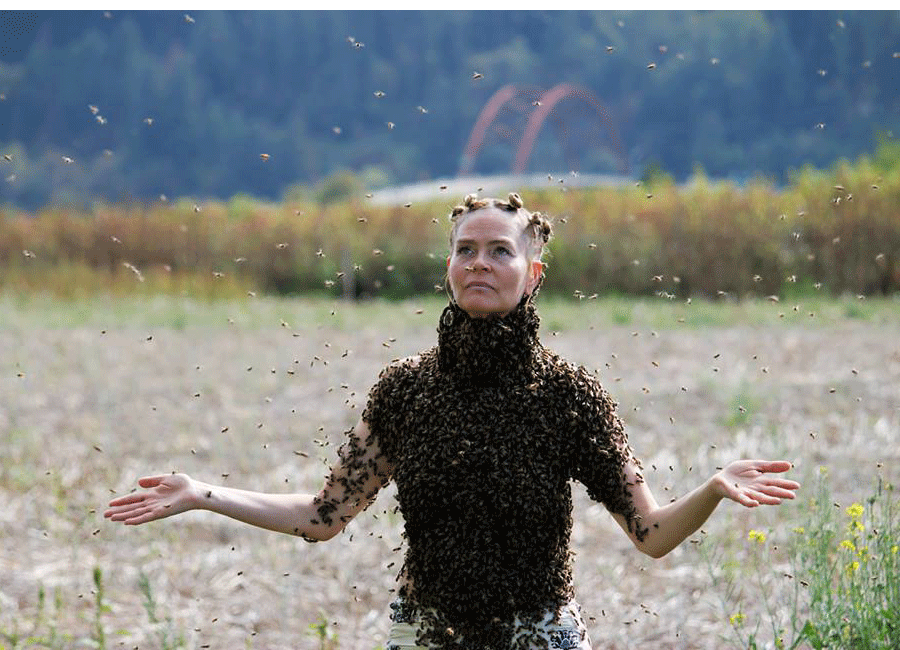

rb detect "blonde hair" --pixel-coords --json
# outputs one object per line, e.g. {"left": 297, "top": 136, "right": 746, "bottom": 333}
{"left": 448, "top": 192, "right": 553, "bottom": 264}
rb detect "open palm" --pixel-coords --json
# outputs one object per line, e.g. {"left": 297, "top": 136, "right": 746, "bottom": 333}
{"left": 105, "top": 473, "right": 198, "bottom": 525}
{"left": 717, "top": 460, "right": 800, "bottom": 507}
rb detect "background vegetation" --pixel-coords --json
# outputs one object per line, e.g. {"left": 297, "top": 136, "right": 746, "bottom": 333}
{"left": 0, "top": 10, "right": 898, "bottom": 209}
{"left": 2, "top": 143, "right": 898, "bottom": 300}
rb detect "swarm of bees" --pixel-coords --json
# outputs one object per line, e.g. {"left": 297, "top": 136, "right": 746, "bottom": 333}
{"left": 311, "top": 285, "right": 646, "bottom": 648}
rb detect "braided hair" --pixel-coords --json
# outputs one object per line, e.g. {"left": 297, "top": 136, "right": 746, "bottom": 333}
{"left": 448, "top": 192, "right": 553, "bottom": 266}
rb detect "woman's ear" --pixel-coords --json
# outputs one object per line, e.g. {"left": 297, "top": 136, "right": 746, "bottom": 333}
{"left": 526, "top": 260, "right": 543, "bottom": 295}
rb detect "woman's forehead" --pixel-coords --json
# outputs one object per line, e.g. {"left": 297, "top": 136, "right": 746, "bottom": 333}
{"left": 453, "top": 208, "right": 526, "bottom": 241}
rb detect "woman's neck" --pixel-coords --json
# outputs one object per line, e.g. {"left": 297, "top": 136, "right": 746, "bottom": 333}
{"left": 436, "top": 294, "right": 542, "bottom": 385}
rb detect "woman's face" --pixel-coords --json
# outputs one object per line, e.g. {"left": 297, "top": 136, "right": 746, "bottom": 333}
{"left": 447, "top": 208, "right": 542, "bottom": 318}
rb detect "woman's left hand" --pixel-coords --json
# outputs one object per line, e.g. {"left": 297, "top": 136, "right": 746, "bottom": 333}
{"left": 714, "top": 460, "right": 800, "bottom": 507}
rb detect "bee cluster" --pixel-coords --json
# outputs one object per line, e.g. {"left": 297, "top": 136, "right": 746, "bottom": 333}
{"left": 322, "top": 291, "right": 644, "bottom": 649}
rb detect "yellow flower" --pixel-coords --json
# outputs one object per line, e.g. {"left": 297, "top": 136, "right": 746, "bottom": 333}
{"left": 792, "top": 526, "right": 805, "bottom": 534}
{"left": 846, "top": 503, "right": 864, "bottom": 519}
{"left": 847, "top": 560, "right": 860, "bottom": 574}
{"left": 729, "top": 612, "right": 745, "bottom": 626}
{"left": 891, "top": 545, "right": 898, "bottom": 554}
{"left": 840, "top": 539, "right": 856, "bottom": 552}
{"left": 748, "top": 529, "right": 766, "bottom": 544}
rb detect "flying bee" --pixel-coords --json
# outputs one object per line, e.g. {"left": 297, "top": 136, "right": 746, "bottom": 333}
{"left": 89, "top": 104, "right": 99, "bottom": 114}
{"left": 96, "top": 115, "right": 106, "bottom": 124}
{"left": 276, "top": 242, "right": 288, "bottom": 249}
{"left": 386, "top": 122, "right": 395, "bottom": 130}
{"left": 184, "top": 13, "right": 194, "bottom": 23}
{"left": 193, "top": 204, "right": 201, "bottom": 212}
{"left": 416, "top": 106, "right": 428, "bottom": 114}
{"left": 710, "top": 57, "right": 720, "bottom": 65}
{"left": 260, "top": 153, "right": 270, "bottom": 161}
{"left": 647, "top": 62, "right": 656, "bottom": 69}
{"left": 143, "top": 117, "right": 153, "bottom": 126}
{"left": 62, "top": 156, "right": 74, "bottom": 164}
{"left": 472, "top": 71, "right": 483, "bottom": 80}
{"left": 606, "top": 45, "right": 615, "bottom": 52}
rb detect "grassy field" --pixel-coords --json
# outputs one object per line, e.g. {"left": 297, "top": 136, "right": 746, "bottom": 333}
{"left": 1, "top": 293, "right": 898, "bottom": 649}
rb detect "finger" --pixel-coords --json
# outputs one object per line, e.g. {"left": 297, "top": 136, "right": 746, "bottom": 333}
{"left": 109, "top": 505, "right": 154, "bottom": 522}
{"left": 764, "top": 478, "right": 801, "bottom": 490}
{"left": 124, "top": 509, "right": 161, "bottom": 525}
{"left": 745, "top": 488, "right": 781, "bottom": 505}
{"left": 138, "top": 475, "right": 168, "bottom": 488}
{"left": 107, "top": 493, "right": 147, "bottom": 507}
{"left": 757, "top": 484, "right": 798, "bottom": 499}
{"left": 728, "top": 487, "right": 759, "bottom": 507}
{"left": 105, "top": 501, "right": 149, "bottom": 518}
{"left": 752, "top": 460, "right": 794, "bottom": 474}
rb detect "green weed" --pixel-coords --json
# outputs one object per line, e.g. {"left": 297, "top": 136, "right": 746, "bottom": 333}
{"left": 138, "top": 571, "right": 186, "bottom": 650}
{"left": 702, "top": 468, "right": 900, "bottom": 649}
{"left": 307, "top": 611, "right": 339, "bottom": 650}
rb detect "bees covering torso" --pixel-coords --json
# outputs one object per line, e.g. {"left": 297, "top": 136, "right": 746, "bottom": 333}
{"left": 358, "top": 297, "right": 643, "bottom": 649}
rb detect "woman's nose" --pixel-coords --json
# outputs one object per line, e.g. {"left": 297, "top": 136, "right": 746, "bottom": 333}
{"left": 471, "top": 251, "right": 490, "bottom": 270}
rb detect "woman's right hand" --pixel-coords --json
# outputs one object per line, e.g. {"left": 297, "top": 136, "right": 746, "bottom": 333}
{"left": 105, "top": 473, "right": 199, "bottom": 525}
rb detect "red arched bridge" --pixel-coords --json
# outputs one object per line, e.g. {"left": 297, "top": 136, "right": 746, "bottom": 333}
{"left": 459, "top": 83, "right": 629, "bottom": 177}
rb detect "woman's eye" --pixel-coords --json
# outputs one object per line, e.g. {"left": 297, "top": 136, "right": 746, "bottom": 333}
{"left": 494, "top": 246, "right": 511, "bottom": 256}
{"left": 457, "top": 246, "right": 472, "bottom": 255}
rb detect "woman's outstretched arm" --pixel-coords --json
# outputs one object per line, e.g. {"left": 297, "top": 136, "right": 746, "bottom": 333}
{"left": 104, "top": 418, "right": 392, "bottom": 542}
{"left": 610, "top": 459, "right": 800, "bottom": 559}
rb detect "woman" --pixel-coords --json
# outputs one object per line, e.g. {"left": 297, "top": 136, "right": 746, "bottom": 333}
{"left": 106, "top": 193, "right": 800, "bottom": 650}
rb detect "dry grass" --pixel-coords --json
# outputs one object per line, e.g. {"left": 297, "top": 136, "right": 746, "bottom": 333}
{"left": 1, "top": 295, "right": 899, "bottom": 649}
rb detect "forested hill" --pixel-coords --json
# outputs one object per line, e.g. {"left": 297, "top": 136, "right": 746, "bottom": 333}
{"left": 0, "top": 10, "right": 898, "bottom": 209}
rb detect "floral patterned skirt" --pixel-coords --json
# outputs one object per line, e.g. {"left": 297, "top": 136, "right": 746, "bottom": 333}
{"left": 385, "top": 598, "right": 592, "bottom": 650}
